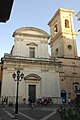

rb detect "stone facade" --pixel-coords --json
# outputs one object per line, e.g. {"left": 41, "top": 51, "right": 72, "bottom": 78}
{"left": 1, "top": 27, "right": 61, "bottom": 104}
{"left": 48, "top": 8, "right": 80, "bottom": 102}
{"left": 1, "top": 8, "right": 80, "bottom": 104}
{"left": 48, "top": 8, "right": 77, "bottom": 58}
{"left": 58, "top": 57, "right": 80, "bottom": 101}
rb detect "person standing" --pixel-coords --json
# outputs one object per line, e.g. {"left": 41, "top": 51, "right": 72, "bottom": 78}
{"left": 28, "top": 96, "right": 33, "bottom": 109}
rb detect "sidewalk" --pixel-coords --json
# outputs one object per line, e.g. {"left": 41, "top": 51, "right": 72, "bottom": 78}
{"left": 0, "top": 103, "right": 66, "bottom": 120}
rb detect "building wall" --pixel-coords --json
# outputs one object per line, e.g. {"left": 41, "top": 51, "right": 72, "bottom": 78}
{"left": 48, "top": 8, "right": 80, "bottom": 102}
{"left": 58, "top": 57, "right": 80, "bottom": 100}
{"left": 12, "top": 27, "right": 50, "bottom": 58}
{"left": 1, "top": 57, "right": 60, "bottom": 103}
{"left": 48, "top": 8, "right": 77, "bottom": 58}
{"left": 1, "top": 27, "right": 61, "bottom": 104}
{"left": 1, "top": 8, "right": 80, "bottom": 104}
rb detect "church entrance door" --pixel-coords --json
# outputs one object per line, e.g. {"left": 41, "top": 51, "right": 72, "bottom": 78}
{"left": 28, "top": 85, "right": 36, "bottom": 103}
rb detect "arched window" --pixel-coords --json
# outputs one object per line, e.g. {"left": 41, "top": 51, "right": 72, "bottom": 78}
{"left": 65, "top": 19, "right": 69, "bottom": 28}
{"left": 54, "top": 24, "right": 58, "bottom": 32}
{"left": 55, "top": 48, "right": 58, "bottom": 55}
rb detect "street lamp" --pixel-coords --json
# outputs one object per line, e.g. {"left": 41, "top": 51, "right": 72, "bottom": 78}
{"left": 12, "top": 70, "right": 24, "bottom": 114}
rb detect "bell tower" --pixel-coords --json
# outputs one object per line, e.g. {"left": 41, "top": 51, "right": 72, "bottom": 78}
{"left": 48, "top": 8, "right": 77, "bottom": 58}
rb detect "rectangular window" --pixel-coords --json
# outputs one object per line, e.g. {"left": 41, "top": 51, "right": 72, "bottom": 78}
{"left": 29, "top": 47, "right": 35, "bottom": 58}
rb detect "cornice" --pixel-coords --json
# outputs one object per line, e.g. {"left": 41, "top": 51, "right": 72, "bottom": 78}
{"left": 3, "top": 54, "right": 60, "bottom": 65}
{"left": 48, "top": 8, "right": 74, "bottom": 26}
{"left": 13, "top": 32, "right": 49, "bottom": 39}
{"left": 12, "top": 27, "right": 50, "bottom": 39}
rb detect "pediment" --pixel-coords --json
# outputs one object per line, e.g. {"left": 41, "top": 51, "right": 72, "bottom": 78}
{"left": 24, "top": 74, "right": 41, "bottom": 81}
{"left": 13, "top": 27, "right": 50, "bottom": 39}
{"left": 26, "top": 42, "right": 38, "bottom": 46}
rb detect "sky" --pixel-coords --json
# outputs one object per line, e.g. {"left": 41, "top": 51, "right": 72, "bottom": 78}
{"left": 0, "top": 0, "right": 80, "bottom": 58}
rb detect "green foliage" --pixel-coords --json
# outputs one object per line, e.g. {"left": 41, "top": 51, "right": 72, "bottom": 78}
{"left": 58, "top": 101, "right": 80, "bottom": 120}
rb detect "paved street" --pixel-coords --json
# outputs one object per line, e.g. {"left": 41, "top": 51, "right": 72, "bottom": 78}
{"left": 0, "top": 104, "right": 61, "bottom": 120}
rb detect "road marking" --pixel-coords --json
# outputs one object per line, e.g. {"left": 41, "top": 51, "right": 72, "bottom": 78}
{"left": 5, "top": 110, "right": 15, "bottom": 118}
{"left": 6, "top": 107, "right": 57, "bottom": 120}
{"left": 40, "top": 110, "right": 56, "bottom": 120}
{"left": 19, "top": 111, "right": 36, "bottom": 120}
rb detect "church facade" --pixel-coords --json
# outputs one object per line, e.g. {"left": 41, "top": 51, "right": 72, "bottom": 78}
{"left": 1, "top": 27, "right": 61, "bottom": 104}
{"left": 0, "top": 8, "right": 80, "bottom": 104}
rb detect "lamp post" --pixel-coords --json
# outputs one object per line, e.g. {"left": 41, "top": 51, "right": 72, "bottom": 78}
{"left": 12, "top": 70, "right": 24, "bottom": 114}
